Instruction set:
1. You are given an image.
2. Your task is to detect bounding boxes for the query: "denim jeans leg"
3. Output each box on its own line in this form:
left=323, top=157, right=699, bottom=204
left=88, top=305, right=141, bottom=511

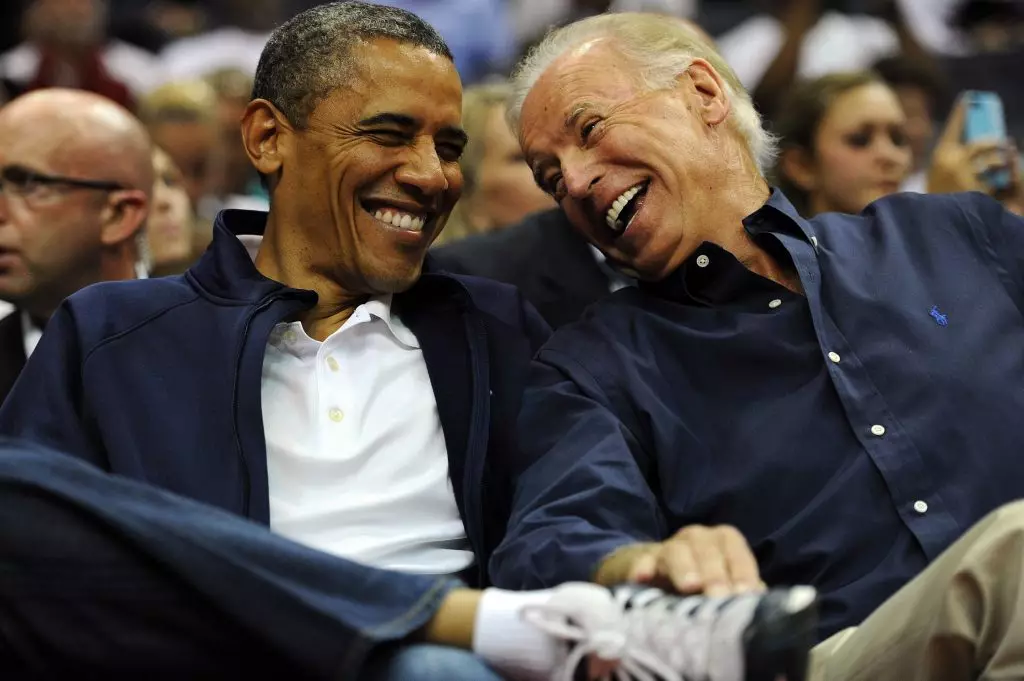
left=363, top=644, right=506, bottom=681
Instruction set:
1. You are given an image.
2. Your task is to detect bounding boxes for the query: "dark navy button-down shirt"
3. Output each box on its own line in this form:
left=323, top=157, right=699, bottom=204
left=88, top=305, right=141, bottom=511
left=494, top=189, right=1024, bottom=639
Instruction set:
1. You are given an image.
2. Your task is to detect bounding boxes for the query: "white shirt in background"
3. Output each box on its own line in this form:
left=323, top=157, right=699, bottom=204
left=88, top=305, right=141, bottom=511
left=716, top=10, right=899, bottom=91
left=0, top=41, right=162, bottom=97
left=253, top=235, right=472, bottom=574
left=157, top=28, right=270, bottom=85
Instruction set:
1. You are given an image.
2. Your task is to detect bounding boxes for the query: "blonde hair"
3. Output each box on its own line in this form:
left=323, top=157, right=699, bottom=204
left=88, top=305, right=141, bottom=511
left=138, top=80, right=217, bottom=126
left=508, top=12, right=776, bottom=174
left=434, top=82, right=513, bottom=246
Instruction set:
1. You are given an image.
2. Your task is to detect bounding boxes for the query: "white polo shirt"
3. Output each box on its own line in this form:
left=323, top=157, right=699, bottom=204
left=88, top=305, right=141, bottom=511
left=255, top=244, right=473, bottom=575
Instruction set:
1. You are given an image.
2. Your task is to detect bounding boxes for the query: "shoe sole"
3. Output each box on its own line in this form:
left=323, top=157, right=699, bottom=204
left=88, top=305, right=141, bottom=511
left=744, top=586, right=819, bottom=681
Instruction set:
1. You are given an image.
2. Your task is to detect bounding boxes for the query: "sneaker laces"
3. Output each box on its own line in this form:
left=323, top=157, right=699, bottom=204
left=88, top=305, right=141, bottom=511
left=520, top=583, right=759, bottom=681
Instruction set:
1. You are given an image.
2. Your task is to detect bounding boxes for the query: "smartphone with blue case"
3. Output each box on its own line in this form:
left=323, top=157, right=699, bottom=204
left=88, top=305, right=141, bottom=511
left=962, top=91, right=1012, bottom=191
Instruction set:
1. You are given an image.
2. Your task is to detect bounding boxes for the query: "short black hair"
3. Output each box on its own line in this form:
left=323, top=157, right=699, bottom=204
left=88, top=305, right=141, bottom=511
left=252, top=1, right=453, bottom=129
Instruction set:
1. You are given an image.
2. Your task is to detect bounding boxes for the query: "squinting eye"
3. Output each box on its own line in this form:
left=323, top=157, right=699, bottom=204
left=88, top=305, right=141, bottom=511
left=438, top=144, right=464, bottom=162
left=581, top=119, right=600, bottom=143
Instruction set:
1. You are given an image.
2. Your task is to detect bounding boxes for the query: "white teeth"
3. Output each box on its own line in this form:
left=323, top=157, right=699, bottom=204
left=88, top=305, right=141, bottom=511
left=605, top=183, right=645, bottom=231
left=372, top=208, right=426, bottom=231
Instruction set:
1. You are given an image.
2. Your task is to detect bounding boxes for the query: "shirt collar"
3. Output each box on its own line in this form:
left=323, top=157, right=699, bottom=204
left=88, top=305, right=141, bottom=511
left=641, top=188, right=810, bottom=306
left=348, top=294, right=420, bottom=349
left=21, top=310, right=43, bottom=358
left=242, top=233, right=420, bottom=349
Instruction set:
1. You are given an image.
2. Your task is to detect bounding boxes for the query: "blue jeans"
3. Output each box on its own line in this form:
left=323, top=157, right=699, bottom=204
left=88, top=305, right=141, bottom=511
left=366, top=645, right=505, bottom=680
left=0, top=439, right=466, bottom=679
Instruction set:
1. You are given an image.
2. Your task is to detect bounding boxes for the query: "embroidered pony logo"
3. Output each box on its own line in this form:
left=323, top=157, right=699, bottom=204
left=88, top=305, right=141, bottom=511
left=930, top=306, right=949, bottom=327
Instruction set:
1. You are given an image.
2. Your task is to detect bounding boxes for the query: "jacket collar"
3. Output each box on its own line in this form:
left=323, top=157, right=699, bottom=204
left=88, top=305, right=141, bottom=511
left=187, top=209, right=296, bottom=303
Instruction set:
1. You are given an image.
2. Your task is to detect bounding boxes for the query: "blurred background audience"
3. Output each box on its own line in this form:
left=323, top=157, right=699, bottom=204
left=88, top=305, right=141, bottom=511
left=0, top=0, right=1020, bottom=329
left=0, top=88, right=152, bottom=401
left=146, top=146, right=200, bottom=277
left=772, top=71, right=913, bottom=216
left=436, top=80, right=553, bottom=246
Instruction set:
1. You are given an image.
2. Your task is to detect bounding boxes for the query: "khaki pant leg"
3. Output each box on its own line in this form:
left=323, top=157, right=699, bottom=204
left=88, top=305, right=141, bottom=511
left=807, top=500, right=1024, bottom=681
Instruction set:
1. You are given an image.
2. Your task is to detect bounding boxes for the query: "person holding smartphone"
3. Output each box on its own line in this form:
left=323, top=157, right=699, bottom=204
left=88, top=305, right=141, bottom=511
left=928, top=93, right=1023, bottom=215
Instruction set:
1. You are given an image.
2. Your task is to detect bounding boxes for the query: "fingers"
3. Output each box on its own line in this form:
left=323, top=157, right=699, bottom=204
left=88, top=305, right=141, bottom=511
left=966, top=140, right=1008, bottom=160
left=677, top=526, right=732, bottom=596
left=658, top=535, right=705, bottom=593
left=625, top=549, right=658, bottom=583
left=655, top=525, right=761, bottom=596
left=937, top=96, right=967, bottom=148
left=718, top=525, right=763, bottom=592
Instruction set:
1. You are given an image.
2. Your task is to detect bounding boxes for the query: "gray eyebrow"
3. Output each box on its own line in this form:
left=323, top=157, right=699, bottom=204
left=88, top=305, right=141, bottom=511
left=564, top=102, right=595, bottom=131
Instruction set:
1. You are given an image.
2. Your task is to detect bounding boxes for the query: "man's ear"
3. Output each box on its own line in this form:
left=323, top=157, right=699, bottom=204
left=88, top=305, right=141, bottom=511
left=241, top=99, right=291, bottom=180
left=779, top=147, right=819, bottom=192
left=100, top=189, right=148, bottom=247
left=682, top=58, right=730, bottom=127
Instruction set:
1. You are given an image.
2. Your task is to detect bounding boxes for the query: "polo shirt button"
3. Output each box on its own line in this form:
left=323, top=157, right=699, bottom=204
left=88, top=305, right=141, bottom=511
left=828, top=351, right=841, bottom=363
left=914, top=500, right=928, bottom=514
left=810, top=236, right=819, bottom=249
left=768, top=299, right=782, bottom=309
left=696, top=254, right=710, bottom=268
left=870, top=424, right=886, bottom=436
left=328, top=407, right=344, bottom=423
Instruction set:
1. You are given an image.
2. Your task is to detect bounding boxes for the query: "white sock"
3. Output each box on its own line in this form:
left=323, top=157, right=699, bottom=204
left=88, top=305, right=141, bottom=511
left=472, top=588, right=563, bottom=680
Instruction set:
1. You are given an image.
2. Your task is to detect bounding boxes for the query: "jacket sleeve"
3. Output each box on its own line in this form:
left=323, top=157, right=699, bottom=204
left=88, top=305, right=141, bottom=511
left=0, top=302, right=106, bottom=468
left=490, top=348, right=667, bottom=589
left=519, top=290, right=553, bottom=353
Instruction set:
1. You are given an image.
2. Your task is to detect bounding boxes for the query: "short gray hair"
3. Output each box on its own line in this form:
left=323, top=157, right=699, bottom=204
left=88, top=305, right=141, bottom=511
left=252, top=1, right=453, bottom=128
left=508, top=13, right=776, bottom=174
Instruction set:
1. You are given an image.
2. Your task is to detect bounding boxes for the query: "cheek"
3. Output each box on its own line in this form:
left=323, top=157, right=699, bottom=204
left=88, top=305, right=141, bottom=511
left=172, top=194, right=192, bottom=222
left=819, top=146, right=872, bottom=187
left=443, top=164, right=464, bottom=202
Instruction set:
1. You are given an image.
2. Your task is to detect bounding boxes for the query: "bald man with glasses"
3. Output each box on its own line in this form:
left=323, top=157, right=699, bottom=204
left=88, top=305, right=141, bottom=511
left=0, top=88, right=152, bottom=403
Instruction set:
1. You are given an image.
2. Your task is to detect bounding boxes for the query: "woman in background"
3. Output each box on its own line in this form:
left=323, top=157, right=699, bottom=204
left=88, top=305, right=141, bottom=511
left=772, top=71, right=913, bottom=217
left=146, top=147, right=201, bottom=277
left=435, top=81, right=552, bottom=246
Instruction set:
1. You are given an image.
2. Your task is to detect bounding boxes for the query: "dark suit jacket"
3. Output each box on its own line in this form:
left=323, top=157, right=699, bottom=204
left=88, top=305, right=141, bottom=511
left=0, top=311, right=26, bottom=406
left=431, top=209, right=611, bottom=329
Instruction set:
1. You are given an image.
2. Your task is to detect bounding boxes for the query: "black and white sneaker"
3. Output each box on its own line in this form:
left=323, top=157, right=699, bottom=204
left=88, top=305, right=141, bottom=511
left=520, top=582, right=817, bottom=681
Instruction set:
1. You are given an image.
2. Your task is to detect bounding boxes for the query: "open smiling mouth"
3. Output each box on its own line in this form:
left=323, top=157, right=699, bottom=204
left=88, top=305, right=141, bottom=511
left=360, top=200, right=435, bottom=234
left=604, top=180, right=649, bottom=236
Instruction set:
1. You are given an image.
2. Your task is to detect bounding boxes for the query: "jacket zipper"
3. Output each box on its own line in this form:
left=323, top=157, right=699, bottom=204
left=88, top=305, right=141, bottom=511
left=462, top=309, right=491, bottom=587
left=232, top=295, right=279, bottom=516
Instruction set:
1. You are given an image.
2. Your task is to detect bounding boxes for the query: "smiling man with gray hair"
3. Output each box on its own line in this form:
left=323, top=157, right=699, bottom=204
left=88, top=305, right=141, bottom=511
left=494, top=10, right=1024, bottom=681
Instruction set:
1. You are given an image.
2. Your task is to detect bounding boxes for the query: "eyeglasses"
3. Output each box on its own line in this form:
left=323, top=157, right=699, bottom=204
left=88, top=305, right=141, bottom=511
left=0, top=165, right=125, bottom=206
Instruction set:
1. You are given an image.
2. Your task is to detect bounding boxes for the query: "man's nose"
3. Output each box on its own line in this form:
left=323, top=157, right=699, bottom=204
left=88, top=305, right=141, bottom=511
left=394, top=140, right=448, bottom=198
left=562, top=152, right=602, bottom=200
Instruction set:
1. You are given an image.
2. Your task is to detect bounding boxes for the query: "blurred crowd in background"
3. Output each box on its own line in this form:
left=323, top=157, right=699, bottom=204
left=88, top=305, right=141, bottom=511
left=0, top=0, right=1019, bottom=280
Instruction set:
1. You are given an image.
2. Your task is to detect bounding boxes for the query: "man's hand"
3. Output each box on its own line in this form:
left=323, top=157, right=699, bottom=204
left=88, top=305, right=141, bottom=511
left=595, top=525, right=765, bottom=597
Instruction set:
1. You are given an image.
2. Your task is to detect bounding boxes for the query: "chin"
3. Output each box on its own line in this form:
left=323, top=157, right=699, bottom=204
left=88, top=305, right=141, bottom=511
left=365, top=266, right=422, bottom=295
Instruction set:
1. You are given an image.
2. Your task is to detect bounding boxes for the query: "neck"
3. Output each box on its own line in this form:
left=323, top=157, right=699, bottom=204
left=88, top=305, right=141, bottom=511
left=255, top=213, right=366, bottom=342
left=714, top=176, right=804, bottom=295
